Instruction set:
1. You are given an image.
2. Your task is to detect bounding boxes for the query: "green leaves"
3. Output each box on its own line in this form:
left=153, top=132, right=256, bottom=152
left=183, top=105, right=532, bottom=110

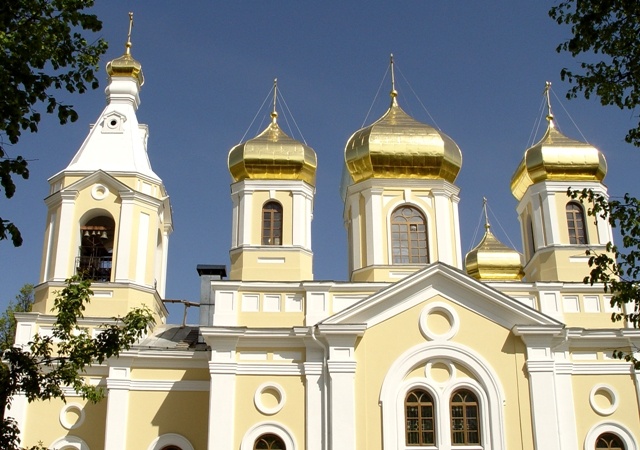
left=569, top=188, right=640, bottom=368
left=0, top=0, right=108, bottom=247
left=550, top=1, right=640, bottom=146
left=0, top=277, right=155, bottom=447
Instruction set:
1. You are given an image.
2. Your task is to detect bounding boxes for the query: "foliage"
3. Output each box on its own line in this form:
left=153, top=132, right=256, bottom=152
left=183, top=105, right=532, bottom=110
left=0, top=276, right=155, bottom=449
left=569, top=188, right=640, bottom=369
left=0, top=285, right=34, bottom=351
left=549, top=1, right=640, bottom=147
left=0, top=0, right=108, bottom=246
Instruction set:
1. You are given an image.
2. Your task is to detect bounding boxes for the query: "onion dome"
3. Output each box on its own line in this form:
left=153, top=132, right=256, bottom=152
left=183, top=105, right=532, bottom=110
left=106, top=13, right=144, bottom=86
left=344, top=56, right=462, bottom=184
left=510, top=82, right=607, bottom=201
left=465, top=200, right=524, bottom=281
left=228, top=80, right=317, bottom=186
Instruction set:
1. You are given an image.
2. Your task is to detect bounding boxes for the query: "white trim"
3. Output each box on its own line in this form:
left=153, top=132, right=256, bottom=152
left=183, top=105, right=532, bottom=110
left=240, top=422, right=297, bottom=450
left=583, top=421, right=638, bottom=450
left=59, top=403, right=85, bottom=430
left=147, top=433, right=195, bottom=450
left=588, top=384, right=619, bottom=416
left=419, top=301, right=460, bottom=341
left=380, top=341, right=505, bottom=450
left=254, top=382, right=286, bottom=415
left=50, top=436, right=89, bottom=450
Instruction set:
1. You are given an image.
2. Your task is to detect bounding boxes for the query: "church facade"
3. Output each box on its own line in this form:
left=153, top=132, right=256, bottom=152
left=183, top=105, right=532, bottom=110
left=10, top=31, right=640, bottom=450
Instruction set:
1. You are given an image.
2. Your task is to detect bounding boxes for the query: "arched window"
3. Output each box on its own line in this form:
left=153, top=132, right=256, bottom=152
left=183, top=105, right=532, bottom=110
left=262, top=202, right=283, bottom=245
left=254, top=434, right=285, bottom=450
left=405, top=389, right=435, bottom=446
left=566, top=202, right=587, bottom=244
left=451, top=389, right=480, bottom=445
left=596, top=433, right=625, bottom=450
left=77, top=215, right=115, bottom=282
left=391, top=206, right=428, bottom=264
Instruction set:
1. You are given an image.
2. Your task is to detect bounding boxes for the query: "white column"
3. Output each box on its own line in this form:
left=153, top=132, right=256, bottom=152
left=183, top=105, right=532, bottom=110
left=115, top=195, right=135, bottom=282
left=304, top=358, right=324, bottom=450
left=327, top=362, right=357, bottom=450
left=347, top=195, right=361, bottom=272
left=231, top=191, right=240, bottom=248
left=204, top=334, right=241, bottom=450
left=158, top=230, right=169, bottom=297
left=554, top=357, right=578, bottom=450
left=531, top=195, right=546, bottom=249
left=452, top=194, right=462, bottom=269
left=292, top=191, right=305, bottom=247
left=7, top=393, right=27, bottom=446
left=104, top=358, right=132, bottom=450
left=540, top=191, right=559, bottom=245
left=364, top=188, right=383, bottom=265
left=52, top=191, right=78, bottom=281
left=432, top=189, right=454, bottom=265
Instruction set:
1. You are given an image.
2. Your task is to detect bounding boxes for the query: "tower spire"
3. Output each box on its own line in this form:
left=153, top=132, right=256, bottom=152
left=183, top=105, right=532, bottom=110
left=390, top=53, right=398, bottom=105
left=125, top=12, right=134, bottom=55
left=271, top=78, right=278, bottom=124
left=544, top=81, right=555, bottom=126
left=482, top=197, right=490, bottom=231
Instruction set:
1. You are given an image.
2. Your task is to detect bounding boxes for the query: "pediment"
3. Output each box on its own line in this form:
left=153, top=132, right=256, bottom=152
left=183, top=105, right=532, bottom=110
left=59, top=170, right=133, bottom=196
left=321, top=262, right=561, bottom=330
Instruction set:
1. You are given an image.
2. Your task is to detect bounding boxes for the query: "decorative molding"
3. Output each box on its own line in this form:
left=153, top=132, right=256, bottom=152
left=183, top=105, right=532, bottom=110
left=147, top=433, right=194, bottom=450
left=240, top=422, right=298, bottom=450
left=419, top=301, right=459, bottom=341
left=589, top=384, right=619, bottom=416
left=254, top=382, right=286, bottom=415
left=584, top=421, right=638, bottom=450
left=59, top=403, right=85, bottom=430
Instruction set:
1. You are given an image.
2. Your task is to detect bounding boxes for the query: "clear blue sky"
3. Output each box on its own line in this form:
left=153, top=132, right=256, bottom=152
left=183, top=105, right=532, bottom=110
left=2, top=2, right=639, bottom=323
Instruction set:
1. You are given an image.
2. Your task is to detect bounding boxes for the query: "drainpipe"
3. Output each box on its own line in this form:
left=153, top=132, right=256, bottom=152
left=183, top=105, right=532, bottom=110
left=311, top=325, right=330, bottom=450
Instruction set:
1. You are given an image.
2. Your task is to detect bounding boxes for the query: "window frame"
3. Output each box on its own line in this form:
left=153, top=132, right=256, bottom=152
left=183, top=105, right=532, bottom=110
left=262, top=201, right=283, bottom=246
left=254, top=433, right=286, bottom=450
left=405, top=388, right=436, bottom=446
left=566, top=201, right=587, bottom=245
left=450, top=388, right=481, bottom=446
left=390, top=205, right=429, bottom=265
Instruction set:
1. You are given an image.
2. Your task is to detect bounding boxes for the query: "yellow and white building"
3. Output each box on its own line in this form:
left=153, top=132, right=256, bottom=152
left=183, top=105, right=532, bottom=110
left=11, top=35, right=640, bottom=450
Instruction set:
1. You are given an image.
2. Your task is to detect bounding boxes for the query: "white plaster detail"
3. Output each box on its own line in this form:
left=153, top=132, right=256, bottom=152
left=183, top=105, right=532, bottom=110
left=264, top=294, right=281, bottom=312
left=380, top=342, right=505, bottom=450
left=285, top=294, right=303, bottom=312
left=147, top=433, right=195, bottom=450
left=425, top=359, right=455, bottom=385
left=239, top=352, right=268, bottom=361
left=584, top=421, right=638, bottom=450
left=240, top=422, right=297, bottom=450
left=242, top=294, right=260, bottom=312
left=91, top=183, right=109, bottom=200
left=583, top=295, right=601, bottom=313
left=50, top=436, right=89, bottom=450
left=562, top=295, right=580, bottom=313
left=135, top=212, right=150, bottom=285
left=419, top=301, right=460, bottom=341
left=572, top=352, right=598, bottom=361
left=332, top=295, right=364, bottom=314
left=92, top=290, right=113, bottom=298
left=257, top=257, right=286, bottom=264
left=59, top=403, right=85, bottom=430
left=254, top=382, right=286, bottom=415
left=273, top=350, right=301, bottom=361
left=389, top=271, right=412, bottom=279
left=514, top=296, right=536, bottom=308
left=589, top=384, right=618, bottom=416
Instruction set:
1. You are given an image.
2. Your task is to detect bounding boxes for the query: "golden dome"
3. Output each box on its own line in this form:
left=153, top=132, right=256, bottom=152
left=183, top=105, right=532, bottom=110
left=510, top=83, right=607, bottom=201
left=344, top=93, right=462, bottom=184
left=465, top=228, right=524, bottom=281
left=106, top=13, right=144, bottom=86
left=228, top=112, right=318, bottom=186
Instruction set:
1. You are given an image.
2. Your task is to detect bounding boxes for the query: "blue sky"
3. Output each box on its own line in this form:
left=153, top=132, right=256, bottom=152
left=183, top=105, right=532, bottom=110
left=2, top=2, right=640, bottom=323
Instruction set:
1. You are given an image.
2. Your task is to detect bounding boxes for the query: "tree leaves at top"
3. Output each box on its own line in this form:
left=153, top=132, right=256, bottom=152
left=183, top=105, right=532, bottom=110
left=549, top=1, right=640, bottom=146
left=569, top=188, right=640, bottom=369
left=0, top=276, right=155, bottom=449
left=0, top=284, right=34, bottom=351
left=0, top=0, right=108, bottom=246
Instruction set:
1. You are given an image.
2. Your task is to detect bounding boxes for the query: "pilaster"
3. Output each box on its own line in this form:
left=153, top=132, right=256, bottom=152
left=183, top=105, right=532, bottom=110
left=104, top=357, right=133, bottom=450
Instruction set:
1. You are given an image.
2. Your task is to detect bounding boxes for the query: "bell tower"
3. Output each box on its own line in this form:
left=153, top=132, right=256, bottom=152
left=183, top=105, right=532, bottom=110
left=342, top=56, right=463, bottom=282
left=34, top=14, right=172, bottom=322
left=227, top=80, right=317, bottom=281
left=510, top=82, right=612, bottom=282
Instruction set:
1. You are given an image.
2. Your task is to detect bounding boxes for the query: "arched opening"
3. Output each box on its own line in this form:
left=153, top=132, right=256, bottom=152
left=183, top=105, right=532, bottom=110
left=391, top=205, right=428, bottom=264
left=451, top=389, right=481, bottom=445
left=525, top=214, right=535, bottom=259
left=254, top=433, right=286, bottom=450
left=596, top=433, right=625, bottom=450
left=566, top=201, right=587, bottom=244
left=405, top=389, right=435, bottom=446
left=262, top=201, right=283, bottom=245
left=77, top=215, right=115, bottom=282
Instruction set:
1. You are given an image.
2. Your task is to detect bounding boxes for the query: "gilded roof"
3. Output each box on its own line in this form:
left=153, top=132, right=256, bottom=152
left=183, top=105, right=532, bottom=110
left=344, top=96, right=462, bottom=183
left=106, top=14, right=144, bottom=86
left=228, top=114, right=318, bottom=186
left=465, top=228, right=524, bottom=281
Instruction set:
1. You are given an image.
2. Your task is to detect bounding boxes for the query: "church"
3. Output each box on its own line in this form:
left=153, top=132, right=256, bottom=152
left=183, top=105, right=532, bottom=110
left=9, top=20, right=640, bottom=450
